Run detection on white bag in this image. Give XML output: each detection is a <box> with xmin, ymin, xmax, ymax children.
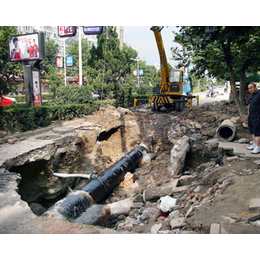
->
<box><xmin>159</xmin><ymin>195</ymin><xmax>177</xmax><ymax>212</ymax></box>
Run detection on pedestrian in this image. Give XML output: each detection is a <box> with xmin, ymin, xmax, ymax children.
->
<box><xmin>247</xmin><ymin>83</ymin><xmax>260</xmax><ymax>154</ymax></box>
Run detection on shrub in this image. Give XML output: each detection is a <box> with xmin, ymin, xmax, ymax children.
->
<box><xmin>6</xmin><ymin>93</ymin><xmax>54</xmax><ymax>103</ymax></box>
<box><xmin>0</xmin><ymin>101</ymin><xmax>107</xmax><ymax>133</ymax></box>
<box><xmin>52</xmin><ymin>85</ymin><xmax>93</xmax><ymax>105</ymax></box>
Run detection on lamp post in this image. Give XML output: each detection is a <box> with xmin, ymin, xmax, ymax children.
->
<box><xmin>131</xmin><ymin>58</ymin><xmax>144</xmax><ymax>88</ymax></box>
<box><xmin>78</xmin><ymin>26</ymin><xmax>82</xmax><ymax>86</ymax></box>
<box><xmin>64</xmin><ymin>38</ymin><xmax>67</xmax><ymax>86</ymax></box>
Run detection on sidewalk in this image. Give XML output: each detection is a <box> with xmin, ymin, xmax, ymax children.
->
<box><xmin>219</xmin><ymin>141</ymin><xmax>260</xmax><ymax>159</ymax></box>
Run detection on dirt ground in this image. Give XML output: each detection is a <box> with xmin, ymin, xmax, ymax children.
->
<box><xmin>1</xmin><ymin>94</ymin><xmax>260</xmax><ymax>235</ymax></box>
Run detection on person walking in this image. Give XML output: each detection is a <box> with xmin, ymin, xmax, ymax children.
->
<box><xmin>247</xmin><ymin>83</ymin><xmax>260</xmax><ymax>154</ymax></box>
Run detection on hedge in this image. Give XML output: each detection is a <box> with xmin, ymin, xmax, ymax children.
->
<box><xmin>6</xmin><ymin>93</ymin><xmax>54</xmax><ymax>103</ymax></box>
<box><xmin>0</xmin><ymin>99</ymin><xmax>118</xmax><ymax>134</ymax></box>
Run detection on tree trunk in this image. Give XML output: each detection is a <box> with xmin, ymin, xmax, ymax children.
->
<box><xmin>228</xmin><ymin>66</ymin><xmax>245</xmax><ymax>116</ymax></box>
<box><xmin>239</xmin><ymin>68</ymin><xmax>246</xmax><ymax>105</ymax></box>
<box><xmin>221</xmin><ymin>41</ymin><xmax>245</xmax><ymax>116</ymax></box>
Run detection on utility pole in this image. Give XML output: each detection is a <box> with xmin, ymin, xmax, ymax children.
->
<box><xmin>131</xmin><ymin>58</ymin><xmax>142</xmax><ymax>88</ymax></box>
<box><xmin>120</xmin><ymin>26</ymin><xmax>123</xmax><ymax>50</ymax></box>
<box><xmin>78</xmin><ymin>26</ymin><xmax>82</xmax><ymax>86</ymax></box>
<box><xmin>64</xmin><ymin>38</ymin><xmax>67</xmax><ymax>86</ymax></box>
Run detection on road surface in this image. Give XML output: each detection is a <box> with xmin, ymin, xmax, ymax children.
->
<box><xmin>195</xmin><ymin>88</ymin><xmax>229</xmax><ymax>106</ymax></box>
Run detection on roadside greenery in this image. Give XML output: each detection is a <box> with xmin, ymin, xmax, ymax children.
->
<box><xmin>172</xmin><ymin>26</ymin><xmax>260</xmax><ymax>115</ymax></box>
<box><xmin>0</xmin><ymin>99</ymin><xmax>117</xmax><ymax>134</ymax></box>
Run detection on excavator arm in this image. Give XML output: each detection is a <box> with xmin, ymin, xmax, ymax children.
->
<box><xmin>133</xmin><ymin>26</ymin><xmax>199</xmax><ymax>111</ymax></box>
<box><xmin>150</xmin><ymin>26</ymin><xmax>170</xmax><ymax>94</ymax></box>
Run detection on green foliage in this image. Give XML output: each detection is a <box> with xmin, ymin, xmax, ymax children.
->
<box><xmin>40</xmin><ymin>37</ymin><xmax>59</xmax><ymax>74</ymax></box>
<box><xmin>87</xmin><ymin>26</ymin><xmax>138</xmax><ymax>107</ymax></box>
<box><xmin>50</xmin><ymin>85</ymin><xmax>93</xmax><ymax>105</ymax></box>
<box><xmin>0</xmin><ymin>102</ymin><xmax>101</xmax><ymax>133</ymax></box>
<box><xmin>45</xmin><ymin>65</ymin><xmax>64</xmax><ymax>96</ymax></box>
<box><xmin>128</xmin><ymin>94</ymin><xmax>150</xmax><ymax>107</ymax></box>
<box><xmin>66</xmin><ymin>38</ymin><xmax>91</xmax><ymax>79</ymax></box>
<box><xmin>172</xmin><ymin>26</ymin><xmax>260</xmax><ymax>115</ymax></box>
<box><xmin>6</xmin><ymin>93</ymin><xmax>54</xmax><ymax>102</ymax></box>
<box><xmin>0</xmin><ymin>26</ymin><xmax>23</xmax><ymax>94</ymax></box>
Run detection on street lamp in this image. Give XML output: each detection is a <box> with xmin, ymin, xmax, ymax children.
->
<box><xmin>78</xmin><ymin>26</ymin><xmax>82</xmax><ymax>86</ymax></box>
<box><xmin>131</xmin><ymin>58</ymin><xmax>144</xmax><ymax>88</ymax></box>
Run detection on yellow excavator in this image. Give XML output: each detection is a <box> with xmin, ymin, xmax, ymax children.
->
<box><xmin>134</xmin><ymin>26</ymin><xmax>199</xmax><ymax>111</ymax></box>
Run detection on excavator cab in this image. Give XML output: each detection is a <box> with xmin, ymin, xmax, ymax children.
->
<box><xmin>169</xmin><ymin>70</ymin><xmax>183</xmax><ymax>94</ymax></box>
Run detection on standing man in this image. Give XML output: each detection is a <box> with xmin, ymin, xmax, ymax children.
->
<box><xmin>247</xmin><ymin>83</ymin><xmax>260</xmax><ymax>154</ymax></box>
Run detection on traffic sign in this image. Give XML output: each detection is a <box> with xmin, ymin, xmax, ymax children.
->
<box><xmin>83</xmin><ymin>26</ymin><xmax>103</xmax><ymax>35</ymax></box>
<box><xmin>66</xmin><ymin>56</ymin><xmax>73</xmax><ymax>67</ymax></box>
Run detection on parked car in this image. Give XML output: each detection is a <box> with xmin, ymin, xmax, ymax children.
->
<box><xmin>0</xmin><ymin>96</ymin><xmax>17</xmax><ymax>106</ymax></box>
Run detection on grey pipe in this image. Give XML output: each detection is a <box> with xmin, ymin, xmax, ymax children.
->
<box><xmin>216</xmin><ymin>119</ymin><xmax>236</xmax><ymax>142</ymax></box>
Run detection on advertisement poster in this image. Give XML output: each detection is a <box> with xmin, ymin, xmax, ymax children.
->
<box><xmin>9</xmin><ymin>33</ymin><xmax>39</xmax><ymax>61</ymax></box>
<box><xmin>66</xmin><ymin>56</ymin><xmax>73</xmax><ymax>67</ymax></box>
<box><xmin>32</xmin><ymin>71</ymin><xmax>41</xmax><ymax>106</ymax></box>
<box><xmin>58</xmin><ymin>26</ymin><xmax>77</xmax><ymax>37</ymax></box>
<box><xmin>56</xmin><ymin>57</ymin><xmax>63</xmax><ymax>68</ymax></box>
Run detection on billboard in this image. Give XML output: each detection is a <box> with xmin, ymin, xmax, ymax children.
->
<box><xmin>56</xmin><ymin>57</ymin><xmax>63</xmax><ymax>68</ymax></box>
<box><xmin>32</xmin><ymin>70</ymin><xmax>41</xmax><ymax>106</ymax></box>
<box><xmin>9</xmin><ymin>33</ymin><xmax>43</xmax><ymax>62</ymax></box>
<box><xmin>133</xmin><ymin>69</ymin><xmax>144</xmax><ymax>76</ymax></box>
<box><xmin>83</xmin><ymin>26</ymin><xmax>103</xmax><ymax>35</ymax></box>
<box><xmin>66</xmin><ymin>56</ymin><xmax>73</xmax><ymax>67</ymax></box>
<box><xmin>58</xmin><ymin>26</ymin><xmax>77</xmax><ymax>37</ymax></box>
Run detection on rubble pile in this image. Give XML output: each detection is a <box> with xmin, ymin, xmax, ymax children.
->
<box><xmin>1</xmin><ymin>101</ymin><xmax>260</xmax><ymax>234</ymax></box>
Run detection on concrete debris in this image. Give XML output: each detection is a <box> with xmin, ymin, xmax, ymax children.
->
<box><xmin>151</xmin><ymin>223</ymin><xmax>162</xmax><ymax>234</ymax></box>
<box><xmin>2</xmin><ymin>101</ymin><xmax>260</xmax><ymax>234</ymax></box>
<box><xmin>169</xmin><ymin>135</ymin><xmax>190</xmax><ymax>176</ymax></box>
<box><xmin>226</xmin><ymin>156</ymin><xmax>240</xmax><ymax>162</ymax></box>
<box><xmin>249</xmin><ymin>198</ymin><xmax>260</xmax><ymax>210</ymax></box>
<box><xmin>210</xmin><ymin>223</ymin><xmax>220</xmax><ymax>234</ymax></box>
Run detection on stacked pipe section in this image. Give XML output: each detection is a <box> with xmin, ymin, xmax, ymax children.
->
<box><xmin>44</xmin><ymin>144</ymin><xmax>148</xmax><ymax>221</ymax></box>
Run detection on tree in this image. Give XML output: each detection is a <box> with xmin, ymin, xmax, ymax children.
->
<box><xmin>45</xmin><ymin>64</ymin><xmax>63</xmax><ymax>96</ymax></box>
<box><xmin>66</xmin><ymin>37</ymin><xmax>91</xmax><ymax>81</ymax></box>
<box><xmin>0</xmin><ymin>26</ymin><xmax>23</xmax><ymax>94</ymax></box>
<box><xmin>87</xmin><ymin>26</ymin><xmax>138</xmax><ymax>106</ymax></box>
<box><xmin>40</xmin><ymin>37</ymin><xmax>59</xmax><ymax>75</ymax></box>
<box><xmin>172</xmin><ymin>26</ymin><xmax>260</xmax><ymax>116</ymax></box>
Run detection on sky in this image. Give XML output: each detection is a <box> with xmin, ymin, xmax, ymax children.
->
<box><xmin>115</xmin><ymin>26</ymin><xmax>180</xmax><ymax>68</ymax></box>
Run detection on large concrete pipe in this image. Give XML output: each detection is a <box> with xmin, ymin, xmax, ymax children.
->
<box><xmin>44</xmin><ymin>144</ymin><xmax>148</xmax><ymax>221</ymax></box>
<box><xmin>216</xmin><ymin>119</ymin><xmax>236</xmax><ymax>142</ymax></box>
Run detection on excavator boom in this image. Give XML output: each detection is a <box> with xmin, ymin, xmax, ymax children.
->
<box><xmin>133</xmin><ymin>26</ymin><xmax>199</xmax><ymax>111</ymax></box>
<box><xmin>150</xmin><ymin>26</ymin><xmax>170</xmax><ymax>94</ymax></box>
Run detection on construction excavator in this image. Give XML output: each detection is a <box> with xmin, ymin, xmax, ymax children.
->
<box><xmin>134</xmin><ymin>26</ymin><xmax>199</xmax><ymax>111</ymax></box>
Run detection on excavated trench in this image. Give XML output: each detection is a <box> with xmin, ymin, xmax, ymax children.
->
<box><xmin>5</xmin><ymin>108</ymin><xmax>218</xmax><ymax>230</ymax></box>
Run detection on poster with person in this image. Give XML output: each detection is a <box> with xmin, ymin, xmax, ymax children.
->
<box><xmin>9</xmin><ymin>33</ymin><xmax>40</xmax><ymax>61</ymax></box>
<box><xmin>32</xmin><ymin>71</ymin><xmax>41</xmax><ymax>106</ymax></box>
